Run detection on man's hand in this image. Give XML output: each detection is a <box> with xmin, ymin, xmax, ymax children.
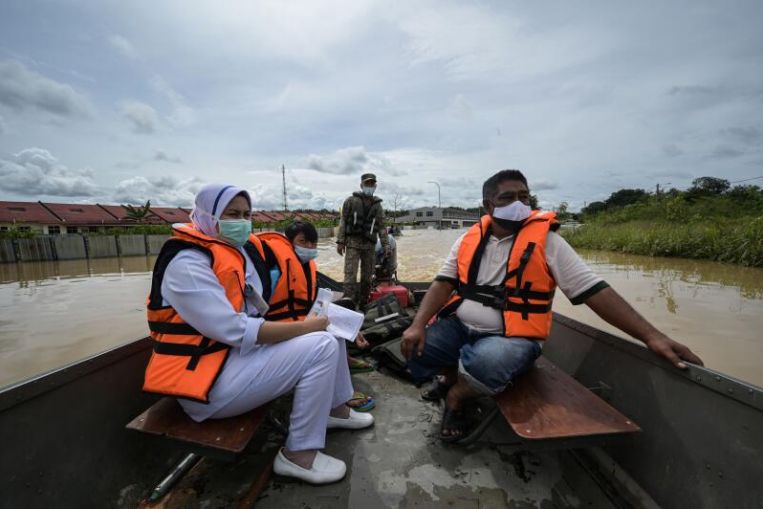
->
<box><xmin>336</xmin><ymin>242</ymin><xmax>345</xmax><ymax>256</ymax></box>
<box><xmin>401</xmin><ymin>323</ymin><xmax>426</xmax><ymax>360</ymax></box>
<box><xmin>644</xmin><ymin>332</ymin><xmax>703</xmax><ymax>369</ymax></box>
<box><xmin>355</xmin><ymin>333</ymin><xmax>370</xmax><ymax>349</ymax></box>
<box><xmin>585</xmin><ymin>287</ymin><xmax>704</xmax><ymax>369</ymax></box>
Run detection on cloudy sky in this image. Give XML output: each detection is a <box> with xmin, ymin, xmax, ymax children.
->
<box><xmin>1</xmin><ymin>1</ymin><xmax>762</xmax><ymax>211</ymax></box>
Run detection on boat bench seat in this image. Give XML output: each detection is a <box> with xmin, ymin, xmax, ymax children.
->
<box><xmin>126</xmin><ymin>397</ymin><xmax>268</xmax><ymax>460</ymax></box>
<box><xmin>494</xmin><ymin>357</ymin><xmax>641</xmax><ymax>441</ymax></box>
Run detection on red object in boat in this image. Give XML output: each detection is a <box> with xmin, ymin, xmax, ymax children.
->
<box><xmin>368</xmin><ymin>284</ymin><xmax>410</xmax><ymax>308</ymax></box>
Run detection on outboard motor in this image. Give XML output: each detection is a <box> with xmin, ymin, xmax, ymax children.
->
<box><xmin>374</xmin><ymin>232</ymin><xmax>397</xmax><ymax>284</ymax></box>
<box><xmin>369</xmin><ymin>230</ymin><xmax>411</xmax><ymax>307</ymax></box>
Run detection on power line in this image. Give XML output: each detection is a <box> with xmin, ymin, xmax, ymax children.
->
<box><xmin>730</xmin><ymin>175</ymin><xmax>763</xmax><ymax>184</ymax></box>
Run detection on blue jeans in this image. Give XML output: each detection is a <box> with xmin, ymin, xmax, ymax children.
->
<box><xmin>407</xmin><ymin>315</ymin><xmax>542</xmax><ymax>395</ymax></box>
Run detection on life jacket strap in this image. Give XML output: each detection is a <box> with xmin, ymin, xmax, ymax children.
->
<box><xmin>265</xmin><ymin>308</ymin><xmax>311</xmax><ymax>321</ymax></box>
<box><xmin>458</xmin><ymin>284</ymin><xmax>554</xmax><ymax>310</ymax></box>
<box><xmin>267</xmin><ymin>297</ymin><xmax>312</xmax><ymax>311</ymax></box>
<box><xmin>504</xmin><ymin>301</ymin><xmax>553</xmax><ymax>315</ymax></box>
<box><xmin>151</xmin><ymin>339</ymin><xmax>229</xmax><ymax>359</ymax></box>
<box><xmin>148</xmin><ymin>321</ymin><xmax>201</xmax><ymax>335</ymax></box>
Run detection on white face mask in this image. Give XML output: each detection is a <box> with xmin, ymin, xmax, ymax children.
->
<box><xmin>491</xmin><ymin>201</ymin><xmax>532</xmax><ymax>232</ymax></box>
<box><xmin>361</xmin><ymin>185</ymin><xmax>376</xmax><ymax>196</ymax></box>
<box><xmin>294</xmin><ymin>245</ymin><xmax>318</xmax><ymax>263</ymax></box>
<box><xmin>493</xmin><ymin>200</ymin><xmax>532</xmax><ymax>222</ymax></box>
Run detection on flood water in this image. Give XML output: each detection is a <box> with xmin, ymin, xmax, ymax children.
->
<box><xmin>1</xmin><ymin>228</ymin><xmax>762</xmax><ymax>389</ymax></box>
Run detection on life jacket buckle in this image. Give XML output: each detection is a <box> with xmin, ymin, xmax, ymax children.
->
<box><xmin>492</xmin><ymin>285</ymin><xmax>508</xmax><ymax>309</ymax></box>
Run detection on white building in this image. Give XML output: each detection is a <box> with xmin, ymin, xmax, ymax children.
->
<box><xmin>394</xmin><ymin>207</ymin><xmax>479</xmax><ymax>228</ymax></box>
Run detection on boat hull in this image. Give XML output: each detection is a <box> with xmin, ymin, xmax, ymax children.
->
<box><xmin>1</xmin><ymin>277</ymin><xmax>761</xmax><ymax>507</ymax></box>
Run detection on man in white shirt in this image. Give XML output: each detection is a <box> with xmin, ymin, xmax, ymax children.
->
<box><xmin>401</xmin><ymin>169</ymin><xmax>703</xmax><ymax>442</ymax></box>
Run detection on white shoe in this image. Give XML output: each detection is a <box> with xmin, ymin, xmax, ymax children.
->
<box><xmin>327</xmin><ymin>408</ymin><xmax>375</xmax><ymax>430</ymax></box>
<box><xmin>272</xmin><ymin>449</ymin><xmax>346</xmax><ymax>484</ymax></box>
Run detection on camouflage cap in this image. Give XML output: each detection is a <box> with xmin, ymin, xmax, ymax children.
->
<box><xmin>360</xmin><ymin>173</ymin><xmax>377</xmax><ymax>183</ymax></box>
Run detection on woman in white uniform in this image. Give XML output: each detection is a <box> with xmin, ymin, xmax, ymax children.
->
<box><xmin>147</xmin><ymin>183</ymin><xmax>373</xmax><ymax>484</ymax></box>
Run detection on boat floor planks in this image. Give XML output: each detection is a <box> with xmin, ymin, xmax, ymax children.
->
<box><xmin>149</xmin><ymin>370</ymin><xmax>630</xmax><ymax>508</ymax></box>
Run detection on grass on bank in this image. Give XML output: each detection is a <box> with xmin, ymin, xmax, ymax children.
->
<box><xmin>562</xmin><ymin>193</ymin><xmax>763</xmax><ymax>268</ymax></box>
<box><xmin>562</xmin><ymin>218</ymin><xmax>763</xmax><ymax>267</ymax></box>
<box><xmin>561</xmin><ymin>180</ymin><xmax>763</xmax><ymax>267</ymax></box>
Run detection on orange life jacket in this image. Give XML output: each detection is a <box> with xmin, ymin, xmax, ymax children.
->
<box><xmin>144</xmin><ymin>223</ymin><xmax>268</xmax><ymax>403</ymax></box>
<box><xmin>256</xmin><ymin>231</ymin><xmax>317</xmax><ymax>322</ymax></box>
<box><xmin>439</xmin><ymin>211</ymin><xmax>559</xmax><ymax>340</ymax></box>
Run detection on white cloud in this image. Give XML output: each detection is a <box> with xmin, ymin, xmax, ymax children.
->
<box><xmin>150</xmin><ymin>75</ymin><xmax>196</xmax><ymax>127</ymax></box>
<box><xmin>248</xmin><ymin>183</ymin><xmax>287</xmax><ymax>211</ymax></box>
<box><xmin>448</xmin><ymin>94</ymin><xmax>473</xmax><ymax>120</ymax></box>
<box><xmin>721</xmin><ymin>126</ymin><xmax>761</xmax><ymax>146</ymax></box>
<box><xmin>530</xmin><ymin>179</ymin><xmax>558</xmax><ymax>191</ymax></box>
<box><xmin>0</xmin><ymin>60</ymin><xmax>92</xmax><ymax>117</ymax></box>
<box><xmin>156</xmin><ymin>0</ymin><xmax>377</xmax><ymax>66</ymax></box>
<box><xmin>395</xmin><ymin>3</ymin><xmax>600</xmax><ymax>82</ymax></box>
<box><xmin>108</xmin><ymin>34</ymin><xmax>138</xmax><ymax>59</ymax></box>
<box><xmin>0</xmin><ymin>148</ymin><xmax>98</xmax><ymax>196</ymax></box>
<box><xmin>120</xmin><ymin>100</ymin><xmax>160</xmax><ymax>134</ymax></box>
<box><xmin>153</xmin><ymin>150</ymin><xmax>182</xmax><ymax>163</ymax></box>
<box><xmin>113</xmin><ymin>175</ymin><xmax>203</xmax><ymax>207</ymax></box>
<box><xmin>662</xmin><ymin>144</ymin><xmax>684</xmax><ymax>157</ymax></box>
<box><xmin>306</xmin><ymin>146</ymin><xmax>405</xmax><ymax>177</ymax></box>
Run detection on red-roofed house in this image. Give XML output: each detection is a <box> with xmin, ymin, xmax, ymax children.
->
<box><xmin>0</xmin><ymin>201</ymin><xmax>63</xmax><ymax>234</ymax></box>
<box><xmin>96</xmin><ymin>204</ymin><xmax>165</xmax><ymax>225</ymax></box>
<box><xmin>149</xmin><ymin>207</ymin><xmax>191</xmax><ymax>223</ymax></box>
<box><xmin>39</xmin><ymin>202</ymin><xmax>122</xmax><ymax>234</ymax></box>
<box><xmin>252</xmin><ymin>211</ymin><xmax>277</xmax><ymax>223</ymax></box>
<box><xmin>264</xmin><ymin>211</ymin><xmax>292</xmax><ymax>222</ymax></box>
<box><xmin>293</xmin><ymin>212</ymin><xmax>314</xmax><ymax>222</ymax></box>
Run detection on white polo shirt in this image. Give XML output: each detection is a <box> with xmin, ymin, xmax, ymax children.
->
<box><xmin>437</xmin><ymin>230</ymin><xmax>607</xmax><ymax>334</ymax></box>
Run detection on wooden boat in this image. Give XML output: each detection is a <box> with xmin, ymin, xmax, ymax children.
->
<box><xmin>1</xmin><ymin>275</ymin><xmax>761</xmax><ymax>508</ymax></box>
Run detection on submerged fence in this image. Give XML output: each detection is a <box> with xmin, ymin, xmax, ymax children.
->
<box><xmin>0</xmin><ymin>234</ymin><xmax>171</xmax><ymax>263</ymax></box>
<box><xmin>0</xmin><ymin>227</ymin><xmax>338</xmax><ymax>264</ymax></box>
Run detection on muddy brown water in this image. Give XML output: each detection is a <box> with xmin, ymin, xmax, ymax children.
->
<box><xmin>1</xmin><ymin>229</ymin><xmax>762</xmax><ymax>389</ymax></box>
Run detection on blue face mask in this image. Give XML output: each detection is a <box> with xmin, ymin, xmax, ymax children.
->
<box><xmin>218</xmin><ymin>219</ymin><xmax>252</xmax><ymax>247</ymax></box>
<box><xmin>294</xmin><ymin>245</ymin><xmax>318</xmax><ymax>263</ymax></box>
<box><xmin>361</xmin><ymin>185</ymin><xmax>376</xmax><ymax>196</ymax></box>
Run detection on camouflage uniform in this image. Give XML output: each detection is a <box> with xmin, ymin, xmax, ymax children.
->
<box><xmin>337</xmin><ymin>191</ymin><xmax>389</xmax><ymax>306</ymax></box>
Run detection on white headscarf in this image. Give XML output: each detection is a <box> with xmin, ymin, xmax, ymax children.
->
<box><xmin>190</xmin><ymin>183</ymin><xmax>252</xmax><ymax>237</ymax></box>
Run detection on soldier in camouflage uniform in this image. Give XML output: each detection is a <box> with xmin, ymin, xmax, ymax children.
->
<box><xmin>336</xmin><ymin>173</ymin><xmax>390</xmax><ymax>306</ymax></box>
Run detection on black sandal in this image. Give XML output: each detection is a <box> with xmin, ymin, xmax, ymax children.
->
<box><xmin>440</xmin><ymin>404</ymin><xmax>470</xmax><ymax>443</ymax></box>
<box><xmin>421</xmin><ymin>376</ymin><xmax>454</xmax><ymax>402</ymax></box>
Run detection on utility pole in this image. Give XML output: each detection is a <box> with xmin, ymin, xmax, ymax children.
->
<box><xmin>427</xmin><ymin>181</ymin><xmax>441</xmax><ymax>230</ymax></box>
<box><xmin>281</xmin><ymin>164</ymin><xmax>288</xmax><ymax>211</ymax></box>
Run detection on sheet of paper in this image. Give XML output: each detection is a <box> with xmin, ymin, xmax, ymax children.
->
<box><xmin>309</xmin><ymin>288</ymin><xmax>364</xmax><ymax>341</ymax></box>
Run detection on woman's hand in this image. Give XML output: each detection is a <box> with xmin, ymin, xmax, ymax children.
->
<box><xmin>303</xmin><ymin>315</ymin><xmax>330</xmax><ymax>334</ymax></box>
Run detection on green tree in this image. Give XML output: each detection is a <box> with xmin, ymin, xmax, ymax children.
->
<box><xmin>555</xmin><ymin>201</ymin><xmax>571</xmax><ymax>221</ymax></box>
<box><xmin>581</xmin><ymin>201</ymin><xmax>607</xmax><ymax>216</ymax></box>
<box><xmin>691</xmin><ymin>176</ymin><xmax>730</xmax><ymax>195</ymax></box>
<box><xmin>124</xmin><ymin>200</ymin><xmax>156</xmax><ymax>223</ymax></box>
<box><xmin>605</xmin><ymin>189</ymin><xmax>648</xmax><ymax>208</ymax></box>
<box><xmin>727</xmin><ymin>185</ymin><xmax>760</xmax><ymax>201</ymax></box>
